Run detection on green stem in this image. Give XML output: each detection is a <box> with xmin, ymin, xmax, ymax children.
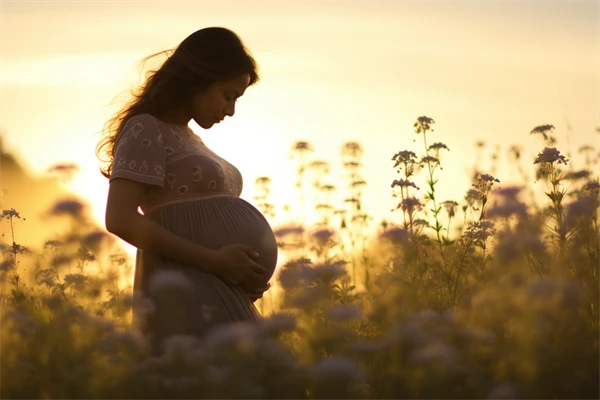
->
<box><xmin>423</xmin><ymin>132</ymin><xmax>446</xmax><ymax>268</ymax></box>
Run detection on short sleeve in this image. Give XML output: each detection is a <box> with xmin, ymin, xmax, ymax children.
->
<box><xmin>110</xmin><ymin>114</ymin><xmax>166</xmax><ymax>187</ymax></box>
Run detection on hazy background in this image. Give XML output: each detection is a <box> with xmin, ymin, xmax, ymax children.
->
<box><xmin>1</xmin><ymin>0</ymin><xmax>598</xmax><ymax>252</ymax></box>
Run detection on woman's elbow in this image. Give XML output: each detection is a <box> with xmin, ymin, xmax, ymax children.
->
<box><xmin>105</xmin><ymin>214</ymin><xmax>121</xmax><ymax>236</ymax></box>
<box><xmin>105</xmin><ymin>210</ymin><xmax>131</xmax><ymax>237</ymax></box>
<box><xmin>105</xmin><ymin>179</ymin><xmax>146</xmax><ymax>238</ymax></box>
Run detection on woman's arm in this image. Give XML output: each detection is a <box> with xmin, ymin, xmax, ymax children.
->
<box><xmin>105</xmin><ymin>178</ymin><xmax>266</xmax><ymax>284</ymax></box>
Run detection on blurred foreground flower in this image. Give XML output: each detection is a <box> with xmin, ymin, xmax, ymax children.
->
<box><xmin>47</xmin><ymin>162</ymin><xmax>80</xmax><ymax>181</ymax></box>
<box><xmin>487</xmin><ymin>187</ymin><xmax>528</xmax><ymax>219</ymax></box>
<box><xmin>309</xmin><ymin>356</ymin><xmax>363</xmax><ymax>380</ymax></box>
<box><xmin>49</xmin><ymin>198</ymin><xmax>85</xmax><ymax>218</ymax></box>
<box><xmin>380</xmin><ymin>227</ymin><xmax>411</xmax><ymax>245</ymax></box>
<box><xmin>148</xmin><ymin>269</ymin><xmax>194</xmax><ymax>294</ymax></box>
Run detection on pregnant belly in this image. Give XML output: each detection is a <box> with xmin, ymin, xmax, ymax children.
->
<box><xmin>146</xmin><ymin>196</ymin><xmax>278</xmax><ymax>285</ymax></box>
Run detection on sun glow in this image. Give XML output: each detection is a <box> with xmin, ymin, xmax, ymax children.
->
<box><xmin>1</xmin><ymin>0</ymin><xmax>598</xmax><ymax>265</ymax></box>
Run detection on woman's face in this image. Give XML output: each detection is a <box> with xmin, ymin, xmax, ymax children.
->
<box><xmin>190</xmin><ymin>73</ymin><xmax>251</xmax><ymax>129</ymax></box>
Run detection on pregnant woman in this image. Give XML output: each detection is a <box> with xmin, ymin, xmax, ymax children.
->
<box><xmin>96</xmin><ymin>27</ymin><xmax>278</xmax><ymax>351</ymax></box>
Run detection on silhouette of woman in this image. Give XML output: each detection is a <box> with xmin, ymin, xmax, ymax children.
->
<box><xmin>96</xmin><ymin>27</ymin><xmax>277</xmax><ymax>352</ymax></box>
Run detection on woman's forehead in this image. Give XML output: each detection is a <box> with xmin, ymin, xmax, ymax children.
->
<box><xmin>219</xmin><ymin>74</ymin><xmax>251</xmax><ymax>95</ymax></box>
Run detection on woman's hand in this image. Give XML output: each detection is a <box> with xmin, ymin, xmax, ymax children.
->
<box><xmin>245</xmin><ymin>282</ymin><xmax>271</xmax><ymax>303</ymax></box>
<box><xmin>210</xmin><ymin>244</ymin><xmax>267</xmax><ymax>286</ymax></box>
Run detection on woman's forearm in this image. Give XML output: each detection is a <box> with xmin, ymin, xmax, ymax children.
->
<box><xmin>106</xmin><ymin>212</ymin><xmax>217</xmax><ymax>272</ymax></box>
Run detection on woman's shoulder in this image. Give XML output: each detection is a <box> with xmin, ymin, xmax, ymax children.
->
<box><xmin>127</xmin><ymin>113</ymin><xmax>191</xmax><ymax>132</ymax></box>
<box><xmin>120</xmin><ymin>113</ymin><xmax>167</xmax><ymax>135</ymax></box>
<box><xmin>125</xmin><ymin>113</ymin><xmax>156</xmax><ymax>125</ymax></box>
<box><xmin>116</xmin><ymin>114</ymin><xmax>165</xmax><ymax>146</ymax></box>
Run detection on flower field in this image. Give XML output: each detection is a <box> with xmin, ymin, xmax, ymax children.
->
<box><xmin>1</xmin><ymin>118</ymin><xmax>598</xmax><ymax>399</ymax></box>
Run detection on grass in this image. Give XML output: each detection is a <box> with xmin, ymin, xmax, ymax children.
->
<box><xmin>1</xmin><ymin>118</ymin><xmax>598</xmax><ymax>399</ymax></box>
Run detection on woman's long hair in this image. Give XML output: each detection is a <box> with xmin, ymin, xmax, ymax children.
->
<box><xmin>96</xmin><ymin>27</ymin><xmax>259</xmax><ymax>179</ymax></box>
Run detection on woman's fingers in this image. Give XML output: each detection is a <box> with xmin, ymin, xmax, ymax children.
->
<box><xmin>259</xmin><ymin>283</ymin><xmax>271</xmax><ymax>292</ymax></box>
<box><xmin>254</xmin><ymin>283</ymin><xmax>271</xmax><ymax>294</ymax></box>
<box><xmin>247</xmin><ymin>282</ymin><xmax>271</xmax><ymax>300</ymax></box>
<box><xmin>251</xmin><ymin>262</ymin><xmax>267</xmax><ymax>275</ymax></box>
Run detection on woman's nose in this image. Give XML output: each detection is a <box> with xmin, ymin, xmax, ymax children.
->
<box><xmin>224</xmin><ymin>103</ymin><xmax>235</xmax><ymax>117</ymax></box>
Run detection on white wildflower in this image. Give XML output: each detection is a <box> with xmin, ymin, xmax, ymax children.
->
<box><xmin>160</xmin><ymin>334</ymin><xmax>201</xmax><ymax>360</ymax></box>
<box><xmin>206</xmin><ymin>364</ymin><xmax>231</xmax><ymax>384</ymax></box>
<box><xmin>261</xmin><ymin>312</ymin><xmax>297</xmax><ymax>334</ymax></box>
<box><xmin>286</xmin><ymin>285</ymin><xmax>327</xmax><ymax>308</ymax></box>
<box><xmin>313</xmin><ymin>261</ymin><xmax>347</xmax><ymax>285</ymax></box>
<box><xmin>348</xmin><ymin>340</ymin><xmax>388</xmax><ymax>354</ymax></box>
<box><xmin>410</xmin><ymin>340</ymin><xmax>459</xmax><ymax>365</ymax></box>
<box><xmin>201</xmin><ymin>304</ymin><xmax>218</xmax><ymax>322</ymax></box>
<box><xmin>204</xmin><ymin>322</ymin><xmax>258</xmax><ymax>349</ymax></box>
<box><xmin>309</xmin><ymin>357</ymin><xmax>363</xmax><ymax>381</ymax></box>
<box><xmin>326</xmin><ymin>304</ymin><xmax>362</xmax><ymax>321</ymax></box>
<box><xmin>278</xmin><ymin>260</ymin><xmax>317</xmax><ymax>289</ymax></box>
<box><xmin>486</xmin><ymin>383</ymin><xmax>520</xmax><ymax>399</ymax></box>
<box><xmin>148</xmin><ymin>269</ymin><xmax>193</xmax><ymax>294</ymax></box>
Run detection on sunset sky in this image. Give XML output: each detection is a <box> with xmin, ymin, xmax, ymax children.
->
<box><xmin>1</xmin><ymin>0</ymin><xmax>598</xmax><ymax>240</ymax></box>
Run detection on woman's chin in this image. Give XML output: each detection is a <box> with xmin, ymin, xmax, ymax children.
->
<box><xmin>198</xmin><ymin>121</ymin><xmax>215</xmax><ymax>130</ymax></box>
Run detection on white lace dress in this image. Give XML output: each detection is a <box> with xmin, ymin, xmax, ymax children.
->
<box><xmin>109</xmin><ymin>113</ymin><xmax>278</xmax><ymax>348</ymax></box>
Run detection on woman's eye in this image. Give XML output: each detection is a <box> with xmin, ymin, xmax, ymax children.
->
<box><xmin>225</xmin><ymin>93</ymin><xmax>239</xmax><ymax>103</ymax></box>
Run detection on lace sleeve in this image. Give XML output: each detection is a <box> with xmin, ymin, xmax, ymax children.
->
<box><xmin>109</xmin><ymin>114</ymin><xmax>166</xmax><ymax>187</ymax></box>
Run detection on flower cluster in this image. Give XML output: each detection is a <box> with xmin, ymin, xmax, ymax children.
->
<box><xmin>391</xmin><ymin>178</ymin><xmax>419</xmax><ymax>190</ymax></box>
<box><xmin>392</xmin><ymin>150</ymin><xmax>418</xmax><ymax>171</ymax></box>
<box><xmin>530</xmin><ymin>124</ymin><xmax>556</xmax><ymax>144</ymax></box>
<box><xmin>399</xmin><ymin>197</ymin><xmax>424</xmax><ymax>214</ymax></box>
<box><xmin>414</xmin><ymin>116</ymin><xmax>435</xmax><ymax>134</ymax></box>
<box><xmin>420</xmin><ymin>155</ymin><xmax>439</xmax><ymax>165</ymax></box>
<box><xmin>534</xmin><ymin>147</ymin><xmax>569</xmax><ymax>165</ymax></box>
<box><xmin>1</xmin><ymin>208</ymin><xmax>24</xmax><ymax>220</ymax></box>
<box><xmin>464</xmin><ymin>188</ymin><xmax>481</xmax><ymax>206</ymax></box>
<box><xmin>442</xmin><ymin>200</ymin><xmax>459</xmax><ymax>217</ymax></box>
<box><xmin>462</xmin><ymin>220</ymin><xmax>496</xmax><ymax>245</ymax></box>
<box><xmin>472</xmin><ymin>173</ymin><xmax>500</xmax><ymax>198</ymax></box>
<box><xmin>428</xmin><ymin>142</ymin><xmax>449</xmax><ymax>151</ymax></box>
